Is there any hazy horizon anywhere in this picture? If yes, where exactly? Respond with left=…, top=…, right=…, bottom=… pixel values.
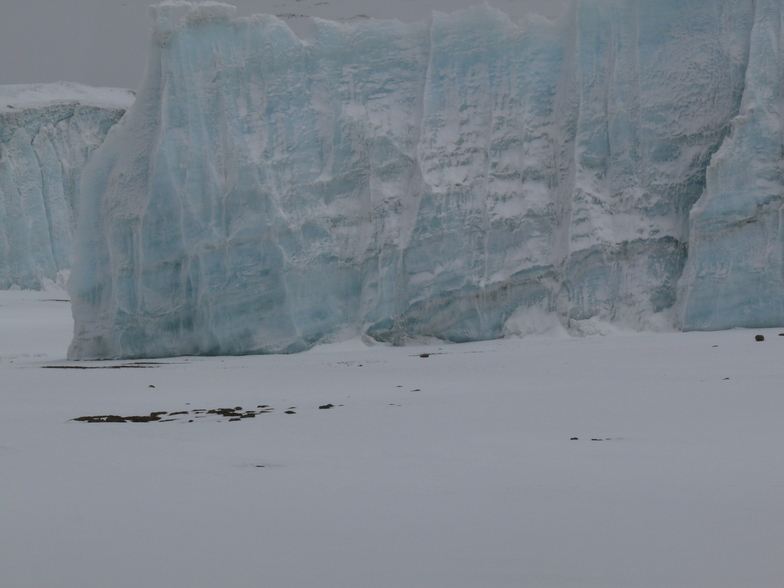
left=0, top=0, right=570, bottom=91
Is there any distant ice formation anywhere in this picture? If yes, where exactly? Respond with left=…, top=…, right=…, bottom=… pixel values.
left=66, top=0, right=782, bottom=359
left=0, top=83, right=134, bottom=288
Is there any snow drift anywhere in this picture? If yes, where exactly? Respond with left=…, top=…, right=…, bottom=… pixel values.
left=0, top=83, right=134, bottom=289
left=67, top=0, right=782, bottom=359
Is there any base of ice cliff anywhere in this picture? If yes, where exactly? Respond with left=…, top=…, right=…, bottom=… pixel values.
left=0, top=83, right=134, bottom=289
left=66, top=0, right=783, bottom=359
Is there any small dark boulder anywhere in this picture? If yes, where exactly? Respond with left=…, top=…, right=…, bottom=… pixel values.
left=319, top=404, right=334, bottom=409
left=755, top=334, right=765, bottom=341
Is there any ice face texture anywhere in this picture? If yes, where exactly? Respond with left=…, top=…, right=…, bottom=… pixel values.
left=0, top=83, right=134, bottom=289
left=68, top=1, right=772, bottom=359
left=679, top=0, right=784, bottom=330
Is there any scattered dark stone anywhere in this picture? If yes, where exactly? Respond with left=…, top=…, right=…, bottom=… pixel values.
left=319, top=404, right=334, bottom=409
left=571, top=437, right=579, bottom=441
left=591, top=438, right=603, bottom=441
left=208, top=408, right=243, bottom=417
left=256, top=465, right=265, bottom=468
left=779, top=333, right=784, bottom=337
left=723, top=377, right=730, bottom=380
left=73, top=402, right=313, bottom=423
left=420, top=353, right=430, bottom=358
left=43, top=363, right=161, bottom=370
left=412, top=389, right=421, bottom=392
left=148, top=384, right=155, bottom=388
left=74, top=415, right=126, bottom=423
left=755, top=334, right=765, bottom=341
left=125, top=415, right=161, bottom=422
left=712, top=345, right=718, bottom=348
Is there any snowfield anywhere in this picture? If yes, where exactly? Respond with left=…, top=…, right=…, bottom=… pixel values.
left=1, top=288, right=782, bottom=587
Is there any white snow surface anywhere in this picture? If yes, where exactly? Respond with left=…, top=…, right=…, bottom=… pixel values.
left=68, top=0, right=782, bottom=360
left=0, top=83, right=134, bottom=288
left=2, top=287, right=783, bottom=587
left=0, top=82, right=135, bottom=114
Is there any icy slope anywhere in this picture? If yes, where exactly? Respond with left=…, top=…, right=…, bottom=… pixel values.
left=69, top=1, right=759, bottom=359
left=0, top=83, right=134, bottom=289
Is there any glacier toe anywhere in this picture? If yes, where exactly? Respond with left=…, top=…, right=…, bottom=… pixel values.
left=67, top=0, right=778, bottom=359
left=0, top=83, right=134, bottom=289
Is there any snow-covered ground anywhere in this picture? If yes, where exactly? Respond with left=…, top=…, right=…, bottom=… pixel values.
left=1, top=288, right=782, bottom=587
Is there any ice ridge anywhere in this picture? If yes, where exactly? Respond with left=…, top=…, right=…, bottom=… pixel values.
left=67, top=1, right=772, bottom=359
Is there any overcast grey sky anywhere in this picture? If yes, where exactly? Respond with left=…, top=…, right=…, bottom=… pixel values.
left=0, top=0, right=570, bottom=90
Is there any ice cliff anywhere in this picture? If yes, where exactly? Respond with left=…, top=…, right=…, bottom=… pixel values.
left=66, top=0, right=781, bottom=359
left=679, top=0, right=784, bottom=330
left=0, top=83, right=134, bottom=289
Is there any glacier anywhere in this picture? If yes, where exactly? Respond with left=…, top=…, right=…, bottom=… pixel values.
left=0, top=83, right=134, bottom=289
left=679, top=0, right=784, bottom=330
left=66, top=0, right=782, bottom=359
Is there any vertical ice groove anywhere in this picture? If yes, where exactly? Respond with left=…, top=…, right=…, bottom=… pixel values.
left=63, top=0, right=775, bottom=359
left=29, top=137, right=58, bottom=273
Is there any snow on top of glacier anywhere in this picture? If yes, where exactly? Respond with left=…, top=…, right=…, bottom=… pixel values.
left=150, top=0, right=562, bottom=46
left=0, top=82, right=135, bottom=114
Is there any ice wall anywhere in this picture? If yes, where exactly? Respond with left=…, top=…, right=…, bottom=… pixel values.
left=679, top=0, right=784, bottom=330
left=68, top=1, right=762, bottom=359
left=0, top=83, right=134, bottom=289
